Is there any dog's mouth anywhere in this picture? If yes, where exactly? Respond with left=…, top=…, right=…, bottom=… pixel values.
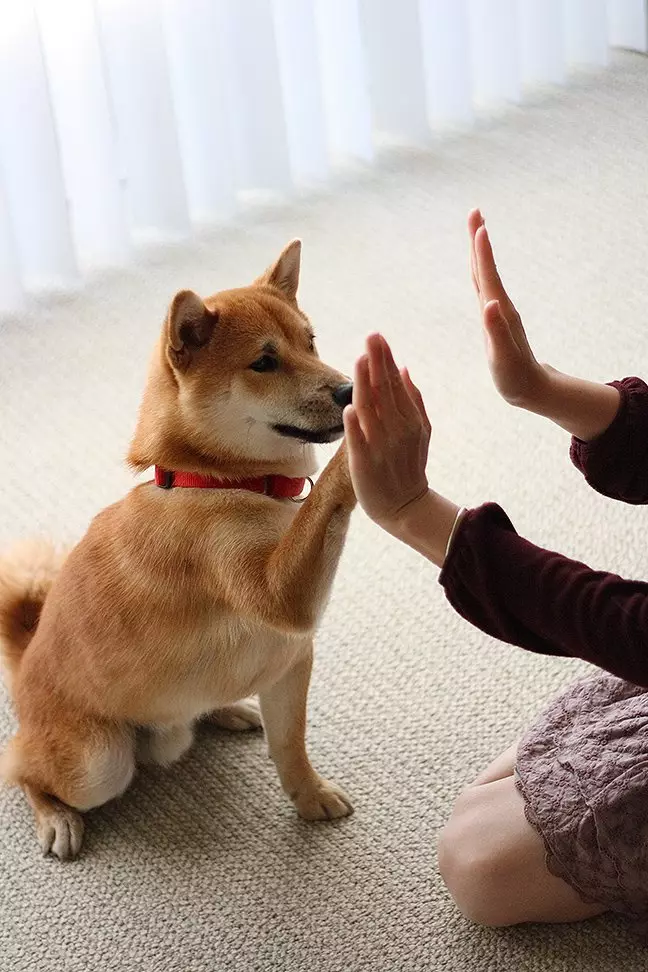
left=272, top=423, right=345, bottom=444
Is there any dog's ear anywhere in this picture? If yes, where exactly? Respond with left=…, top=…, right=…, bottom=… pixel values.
left=166, top=290, right=218, bottom=369
left=257, top=239, right=302, bottom=301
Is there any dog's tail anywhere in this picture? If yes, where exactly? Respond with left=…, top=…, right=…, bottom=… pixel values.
left=0, top=540, right=66, bottom=687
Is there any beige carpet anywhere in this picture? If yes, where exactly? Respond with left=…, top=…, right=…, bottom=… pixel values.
left=2, top=50, right=648, bottom=972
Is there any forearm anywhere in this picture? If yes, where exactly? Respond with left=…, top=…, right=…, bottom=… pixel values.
left=387, top=491, right=648, bottom=686
left=267, top=454, right=356, bottom=629
left=222, top=450, right=355, bottom=635
left=526, top=366, right=620, bottom=442
left=440, top=503, right=648, bottom=686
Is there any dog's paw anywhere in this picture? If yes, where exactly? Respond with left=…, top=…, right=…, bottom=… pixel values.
left=37, top=805, right=84, bottom=861
left=292, top=778, right=354, bottom=821
left=208, top=698, right=263, bottom=732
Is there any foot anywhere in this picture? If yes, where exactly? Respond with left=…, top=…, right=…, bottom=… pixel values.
left=36, top=802, right=84, bottom=860
left=137, top=724, right=194, bottom=767
left=292, top=776, right=354, bottom=821
left=207, top=698, right=263, bottom=732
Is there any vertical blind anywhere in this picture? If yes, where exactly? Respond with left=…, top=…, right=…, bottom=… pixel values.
left=0, top=0, right=645, bottom=314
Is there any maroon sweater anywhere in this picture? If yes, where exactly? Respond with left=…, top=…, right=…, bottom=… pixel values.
left=439, top=377, right=648, bottom=687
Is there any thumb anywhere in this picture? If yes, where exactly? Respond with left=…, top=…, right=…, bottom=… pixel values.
left=343, top=405, right=368, bottom=455
left=483, top=299, right=516, bottom=360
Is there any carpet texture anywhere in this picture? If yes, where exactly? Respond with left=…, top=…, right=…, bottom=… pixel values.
left=2, top=51, right=648, bottom=972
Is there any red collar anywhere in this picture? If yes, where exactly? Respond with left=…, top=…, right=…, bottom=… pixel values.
left=154, top=465, right=308, bottom=500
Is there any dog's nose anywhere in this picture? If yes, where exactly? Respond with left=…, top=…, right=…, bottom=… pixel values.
left=332, top=383, right=353, bottom=408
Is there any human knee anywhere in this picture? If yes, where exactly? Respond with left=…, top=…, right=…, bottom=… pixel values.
left=438, top=788, right=520, bottom=927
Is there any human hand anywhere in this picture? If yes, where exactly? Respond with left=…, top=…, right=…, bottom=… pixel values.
left=342, top=334, right=431, bottom=533
left=468, top=209, right=551, bottom=411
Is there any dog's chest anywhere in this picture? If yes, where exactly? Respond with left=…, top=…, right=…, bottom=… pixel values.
left=148, top=616, right=308, bottom=725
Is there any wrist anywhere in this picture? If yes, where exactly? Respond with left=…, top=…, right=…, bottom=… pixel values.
left=382, top=490, right=461, bottom=568
left=526, top=367, right=621, bottom=440
left=514, top=362, right=557, bottom=415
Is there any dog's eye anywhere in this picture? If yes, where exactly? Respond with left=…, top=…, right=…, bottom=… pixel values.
left=249, top=354, right=279, bottom=373
left=308, top=335, right=316, bottom=352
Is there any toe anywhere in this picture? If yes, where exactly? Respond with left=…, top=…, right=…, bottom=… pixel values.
left=38, top=822, right=55, bottom=857
left=209, top=699, right=263, bottom=731
left=40, top=809, right=84, bottom=860
left=295, top=779, right=354, bottom=821
left=319, top=788, right=354, bottom=820
left=235, top=699, right=263, bottom=728
left=51, top=820, right=71, bottom=860
left=68, top=814, right=85, bottom=858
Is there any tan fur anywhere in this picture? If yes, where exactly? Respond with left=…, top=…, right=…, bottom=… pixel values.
left=0, top=240, right=356, bottom=859
left=0, top=539, right=67, bottom=691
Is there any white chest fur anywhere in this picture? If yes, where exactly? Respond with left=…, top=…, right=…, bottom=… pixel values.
left=144, top=614, right=310, bottom=726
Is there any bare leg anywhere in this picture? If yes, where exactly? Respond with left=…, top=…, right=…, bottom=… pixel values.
left=259, top=649, right=352, bottom=820
left=438, top=747, right=606, bottom=926
left=470, top=741, right=518, bottom=786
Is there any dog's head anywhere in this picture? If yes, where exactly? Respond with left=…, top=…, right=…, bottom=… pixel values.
left=129, top=241, right=351, bottom=476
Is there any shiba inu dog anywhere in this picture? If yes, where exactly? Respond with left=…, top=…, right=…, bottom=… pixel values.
left=0, top=240, right=356, bottom=859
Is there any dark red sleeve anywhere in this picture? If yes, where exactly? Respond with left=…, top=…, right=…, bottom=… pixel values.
left=439, top=504, right=648, bottom=687
left=570, top=377, right=648, bottom=503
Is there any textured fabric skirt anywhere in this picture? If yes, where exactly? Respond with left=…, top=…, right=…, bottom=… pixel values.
left=515, top=671, right=648, bottom=931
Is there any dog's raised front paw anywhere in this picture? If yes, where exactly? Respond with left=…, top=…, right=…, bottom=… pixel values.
left=207, top=698, right=263, bottom=732
left=293, top=777, right=354, bottom=821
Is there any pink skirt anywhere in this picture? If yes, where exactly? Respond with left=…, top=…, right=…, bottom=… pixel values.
left=515, top=671, right=648, bottom=932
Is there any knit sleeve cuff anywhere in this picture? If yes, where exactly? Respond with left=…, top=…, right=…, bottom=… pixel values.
left=570, top=378, right=642, bottom=470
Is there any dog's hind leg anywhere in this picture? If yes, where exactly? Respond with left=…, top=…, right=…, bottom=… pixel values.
left=2, top=721, right=135, bottom=860
left=23, top=784, right=85, bottom=860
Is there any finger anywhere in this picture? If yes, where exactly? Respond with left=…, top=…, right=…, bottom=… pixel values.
left=468, top=207, right=484, bottom=245
left=474, top=225, right=513, bottom=310
left=468, top=208, right=484, bottom=297
left=343, top=405, right=369, bottom=455
left=366, top=332, right=388, bottom=388
left=366, top=333, right=396, bottom=417
left=483, top=299, right=516, bottom=359
left=470, top=246, right=479, bottom=297
left=353, top=352, right=373, bottom=409
left=470, top=244, right=481, bottom=300
left=402, top=369, right=432, bottom=434
left=353, top=354, right=382, bottom=444
left=379, top=337, right=418, bottom=419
